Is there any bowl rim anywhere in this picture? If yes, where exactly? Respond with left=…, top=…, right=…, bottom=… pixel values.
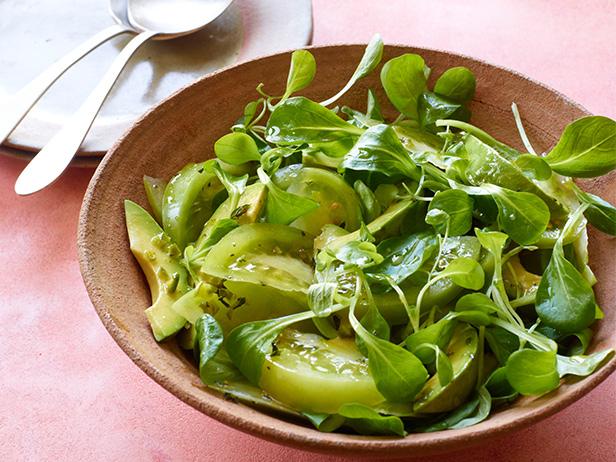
left=77, top=43, right=615, bottom=457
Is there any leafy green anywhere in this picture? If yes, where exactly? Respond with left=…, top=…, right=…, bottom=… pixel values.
left=257, top=168, right=319, bottom=225
left=354, top=180, right=381, bottom=222
left=348, top=280, right=428, bottom=402
left=556, top=350, right=614, bottom=377
left=341, top=124, right=421, bottom=180
left=514, top=154, right=552, bottom=180
left=574, top=187, right=616, bottom=235
left=195, top=314, right=225, bottom=384
left=484, top=184, right=550, bottom=245
left=321, top=34, right=384, bottom=106
left=337, top=403, right=406, bottom=436
left=419, top=387, right=491, bottom=431
left=280, top=50, right=316, bottom=102
left=213, top=163, right=248, bottom=212
left=214, top=132, right=261, bottom=165
left=438, top=257, right=485, bottom=291
left=335, top=240, right=384, bottom=268
left=536, top=212, right=596, bottom=334
left=380, top=53, right=430, bottom=119
left=367, top=231, right=437, bottom=285
left=455, top=293, right=498, bottom=314
left=226, top=310, right=315, bottom=385
left=544, top=116, right=616, bottom=177
left=265, top=97, right=363, bottom=145
left=366, top=89, right=384, bottom=121
left=433, top=66, right=476, bottom=103
left=505, top=349, right=559, bottom=396
left=418, top=92, right=462, bottom=129
left=428, top=189, right=474, bottom=236
left=404, top=318, right=456, bottom=362
left=485, top=326, right=520, bottom=365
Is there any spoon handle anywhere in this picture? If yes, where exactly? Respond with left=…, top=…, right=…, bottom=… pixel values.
left=0, top=24, right=129, bottom=146
left=15, top=30, right=158, bottom=196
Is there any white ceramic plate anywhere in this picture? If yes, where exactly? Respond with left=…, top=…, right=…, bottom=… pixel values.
left=0, top=0, right=312, bottom=156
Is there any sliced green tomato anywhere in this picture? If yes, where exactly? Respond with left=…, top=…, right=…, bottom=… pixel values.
left=162, top=160, right=225, bottom=249
left=259, top=329, right=385, bottom=414
left=200, top=223, right=314, bottom=292
left=195, top=183, right=267, bottom=248
left=273, top=165, right=362, bottom=235
left=413, top=324, right=479, bottom=413
left=124, top=200, right=188, bottom=341
left=143, top=176, right=167, bottom=225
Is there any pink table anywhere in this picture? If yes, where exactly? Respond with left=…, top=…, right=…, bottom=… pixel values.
left=2, top=1, right=615, bottom=460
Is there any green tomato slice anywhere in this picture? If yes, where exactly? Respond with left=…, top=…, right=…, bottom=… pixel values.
left=413, top=324, right=479, bottom=413
left=200, top=223, right=314, bottom=292
left=259, top=329, right=385, bottom=414
left=274, top=165, right=362, bottom=235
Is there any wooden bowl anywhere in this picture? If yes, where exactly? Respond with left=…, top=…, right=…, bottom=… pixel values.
left=78, top=45, right=616, bottom=457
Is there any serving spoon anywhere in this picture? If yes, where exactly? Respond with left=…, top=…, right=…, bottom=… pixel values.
left=0, top=0, right=132, bottom=147
left=15, top=0, right=235, bottom=196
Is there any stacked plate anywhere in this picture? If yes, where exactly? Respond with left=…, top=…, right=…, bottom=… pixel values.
left=0, top=0, right=313, bottom=167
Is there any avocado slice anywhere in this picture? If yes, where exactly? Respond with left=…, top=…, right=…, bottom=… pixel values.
left=125, top=200, right=189, bottom=341
left=413, top=324, right=479, bottom=413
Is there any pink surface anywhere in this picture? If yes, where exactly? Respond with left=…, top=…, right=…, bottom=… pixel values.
left=1, top=1, right=615, bottom=460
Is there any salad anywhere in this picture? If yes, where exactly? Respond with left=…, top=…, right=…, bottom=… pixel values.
left=124, top=35, right=616, bottom=436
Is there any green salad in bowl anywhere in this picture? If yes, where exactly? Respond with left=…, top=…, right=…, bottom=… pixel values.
left=124, top=35, right=616, bottom=436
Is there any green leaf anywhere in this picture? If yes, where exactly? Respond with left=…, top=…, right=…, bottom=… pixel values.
left=434, top=66, right=476, bottom=103
left=335, top=241, right=384, bottom=268
left=475, top=229, right=508, bottom=257
left=214, top=132, right=261, bottom=165
left=281, top=50, right=316, bottom=101
left=486, top=185, right=550, bottom=245
left=353, top=180, right=381, bottom=222
left=265, top=96, right=363, bottom=145
left=514, top=154, right=552, bottom=180
left=435, top=346, right=454, bottom=386
left=307, top=282, right=338, bottom=316
left=356, top=295, right=391, bottom=356
left=143, top=175, right=167, bottom=224
left=428, top=189, right=473, bottom=236
left=213, top=163, right=248, bottom=212
left=451, top=310, right=493, bottom=326
left=485, top=367, right=517, bottom=403
left=341, top=124, right=421, bottom=180
left=302, top=412, right=345, bottom=433
left=544, top=116, right=616, bottom=177
left=448, top=387, right=491, bottom=429
left=337, top=403, right=406, bottom=436
left=190, top=218, right=239, bottom=263
left=455, top=293, right=499, bottom=314
left=485, top=326, right=520, bottom=365
left=463, top=134, right=562, bottom=214
left=226, top=311, right=313, bottom=385
left=505, top=349, right=559, bottom=396
left=418, top=92, right=461, bottom=129
left=536, top=243, right=596, bottom=334
left=366, top=89, right=384, bottom=121
left=556, top=350, right=614, bottom=378
left=404, top=318, right=456, bottom=363
left=349, top=288, right=428, bottom=402
left=438, top=257, right=485, bottom=290
left=575, top=188, right=616, bottom=236
left=367, top=231, right=438, bottom=285
left=380, top=53, right=430, bottom=119
left=321, top=34, right=384, bottom=106
left=257, top=168, right=319, bottom=225
left=195, top=314, right=225, bottom=384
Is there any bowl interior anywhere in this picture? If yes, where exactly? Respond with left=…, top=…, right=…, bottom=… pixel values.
left=78, top=45, right=616, bottom=457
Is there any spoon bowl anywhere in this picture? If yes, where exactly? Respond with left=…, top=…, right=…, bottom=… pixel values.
left=128, top=0, right=235, bottom=39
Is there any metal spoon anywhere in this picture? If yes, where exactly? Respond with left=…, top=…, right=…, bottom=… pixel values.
left=15, top=0, right=235, bottom=196
left=0, top=0, right=132, bottom=147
